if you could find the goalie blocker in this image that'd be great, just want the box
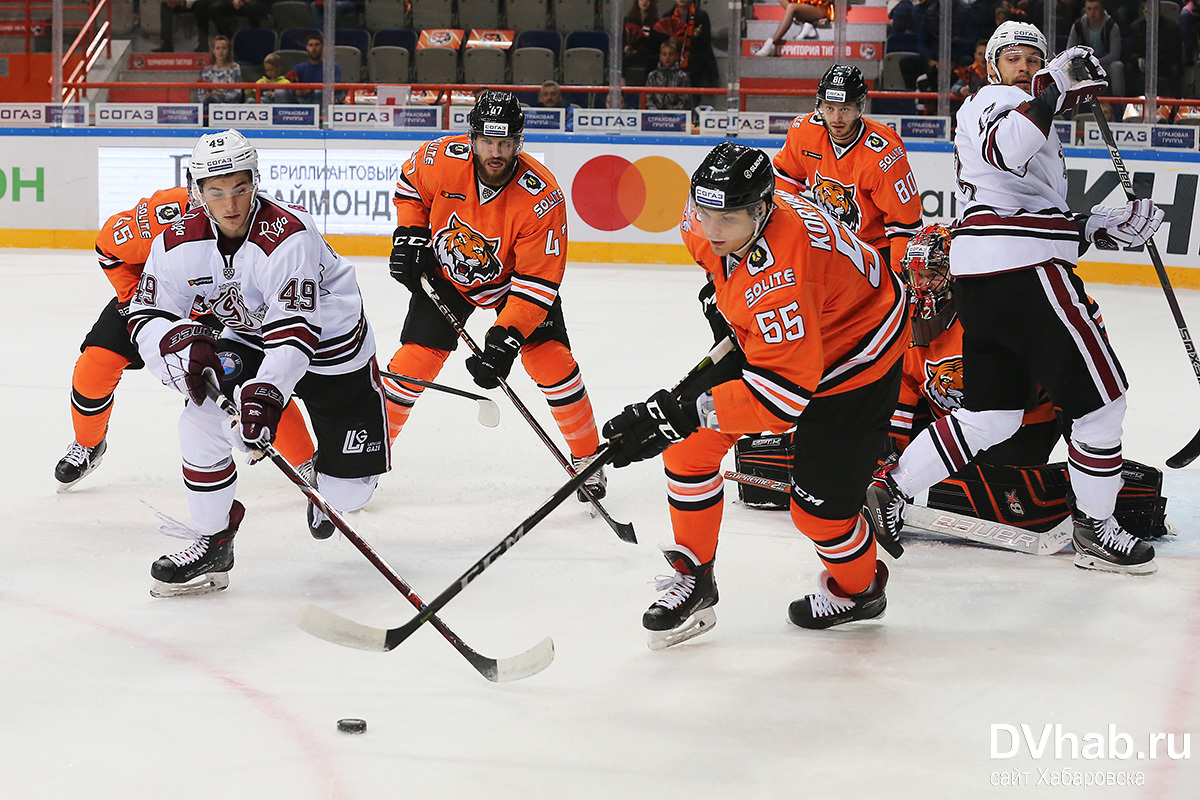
[733,434,1170,539]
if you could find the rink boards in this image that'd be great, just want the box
[1,127,1199,286]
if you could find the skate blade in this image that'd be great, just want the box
[1073,553,1158,576]
[646,607,717,651]
[150,572,231,598]
[54,456,105,493]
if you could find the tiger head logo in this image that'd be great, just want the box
[811,171,862,231]
[434,213,504,287]
[924,356,964,412]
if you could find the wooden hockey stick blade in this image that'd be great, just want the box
[904,505,1074,556]
[295,603,556,682]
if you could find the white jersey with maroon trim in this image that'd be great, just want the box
[129,194,375,400]
[950,83,1081,277]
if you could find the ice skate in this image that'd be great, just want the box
[643,548,718,650]
[150,501,244,598]
[753,39,777,57]
[572,450,608,504]
[1073,514,1156,575]
[863,461,907,558]
[307,500,336,540]
[54,439,107,490]
[788,561,888,629]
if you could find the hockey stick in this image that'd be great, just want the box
[312,338,739,652]
[721,469,1074,556]
[419,274,636,543]
[202,375,554,682]
[1075,59,1200,468]
[380,370,500,428]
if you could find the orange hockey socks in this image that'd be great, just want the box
[522,341,599,458]
[383,344,451,443]
[70,346,130,447]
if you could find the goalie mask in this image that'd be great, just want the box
[187,129,260,220]
[901,224,956,346]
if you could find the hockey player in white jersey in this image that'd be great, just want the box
[128,130,390,597]
[863,22,1165,574]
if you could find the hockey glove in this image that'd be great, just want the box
[602,389,700,468]
[1031,46,1107,115]
[466,325,524,389]
[698,280,734,345]
[389,225,436,289]
[159,321,221,405]
[239,381,285,450]
[1085,199,1164,250]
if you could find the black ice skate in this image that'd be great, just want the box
[863,460,907,558]
[150,501,244,598]
[54,439,107,490]
[1072,513,1157,575]
[788,561,889,629]
[572,450,608,504]
[643,548,718,650]
[307,501,336,539]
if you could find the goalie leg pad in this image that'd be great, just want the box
[733,432,793,509]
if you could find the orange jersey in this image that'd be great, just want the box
[95,187,190,303]
[681,190,909,435]
[772,114,922,271]
[393,135,568,339]
[891,317,1057,449]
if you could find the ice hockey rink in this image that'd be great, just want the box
[2,247,1198,799]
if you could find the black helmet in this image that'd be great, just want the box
[468,89,525,139]
[690,142,774,211]
[817,64,868,107]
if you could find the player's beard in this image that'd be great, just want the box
[474,151,518,187]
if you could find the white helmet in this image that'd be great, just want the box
[985,21,1048,84]
[187,129,259,208]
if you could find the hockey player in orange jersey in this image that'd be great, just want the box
[385,89,606,501]
[602,142,908,649]
[55,187,315,489]
[892,224,1059,461]
[773,64,922,272]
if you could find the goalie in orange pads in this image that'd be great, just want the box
[56,187,314,490]
[384,90,606,502]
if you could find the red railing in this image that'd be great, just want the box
[60,79,1200,124]
[61,0,111,102]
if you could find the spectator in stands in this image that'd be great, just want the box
[536,80,577,130]
[198,34,243,106]
[208,0,268,37]
[654,0,719,88]
[951,39,988,98]
[290,32,344,105]
[890,0,916,33]
[916,0,979,68]
[1126,0,1184,102]
[646,39,691,109]
[1066,0,1125,94]
[153,0,211,53]
[249,52,292,104]
[624,0,660,84]
[754,0,831,56]
[1181,0,1200,65]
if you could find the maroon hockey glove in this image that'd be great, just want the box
[389,225,436,289]
[239,381,285,450]
[159,321,221,405]
[1031,47,1107,115]
[466,325,524,389]
[602,389,700,468]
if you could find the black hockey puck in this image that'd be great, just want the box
[336,718,366,734]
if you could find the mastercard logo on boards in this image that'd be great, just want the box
[571,155,691,233]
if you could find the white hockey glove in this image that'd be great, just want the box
[1031,46,1108,114]
[1085,199,1164,250]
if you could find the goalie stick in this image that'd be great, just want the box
[309,338,739,653]
[419,274,636,543]
[720,469,1074,556]
[380,370,501,428]
[203,375,554,683]
[1073,57,1200,468]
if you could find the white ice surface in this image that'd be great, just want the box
[2,249,1198,799]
